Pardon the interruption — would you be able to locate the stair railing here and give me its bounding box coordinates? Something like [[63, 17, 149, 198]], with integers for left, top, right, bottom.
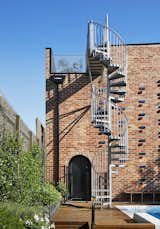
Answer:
[[88, 21, 127, 78]]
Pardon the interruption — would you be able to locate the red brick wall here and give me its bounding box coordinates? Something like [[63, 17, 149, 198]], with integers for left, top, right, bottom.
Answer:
[[46, 44, 160, 199], [113, 44, 160, 199]]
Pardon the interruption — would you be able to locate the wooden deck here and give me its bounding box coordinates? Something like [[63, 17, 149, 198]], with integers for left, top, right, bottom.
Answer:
[[52, 202, 155, 229]]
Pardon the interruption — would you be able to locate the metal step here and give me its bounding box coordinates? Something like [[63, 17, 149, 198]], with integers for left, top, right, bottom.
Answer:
[[100, 128, 111, 135], [94, 189, 109, 192], [90, 51, 109, 67], [119, 158, 127, 162], [110, 97, 124, 103], [95, 114, 108, 118], [111, 151, 126, 154], [96, 195, 110, 199], [96, 110, 108, 115], [94, 123, 102, 128], [110, 136, 120, 141], [110, 90, 126, 96], [110, 80, 126, 87], [108, 65, 119, 74], [94, 124, 108, 129], [95, 119, 108, 123], [111, 158, 120, 161], [109, 72, 125, 80], [112, 158, 127, 162], [110, 144, 125, 148]]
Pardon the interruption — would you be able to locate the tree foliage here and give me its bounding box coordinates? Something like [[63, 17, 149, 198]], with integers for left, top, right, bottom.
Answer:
[[0, 131, 62, 228]]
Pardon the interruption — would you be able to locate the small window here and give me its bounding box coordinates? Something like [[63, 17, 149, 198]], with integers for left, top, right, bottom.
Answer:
[[139, 86, 145, 90], [138, 143, 143, 146], [139, 152, 146, 155], [139, 126, 146, 129], [138, 113, 145, 117], [138, 100, 145, 104], [139, 165, 146, 169], [139, 139, 146, 143]]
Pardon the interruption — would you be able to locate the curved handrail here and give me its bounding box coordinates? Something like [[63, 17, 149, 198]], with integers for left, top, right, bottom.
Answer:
[[87, 21, 128, 77]]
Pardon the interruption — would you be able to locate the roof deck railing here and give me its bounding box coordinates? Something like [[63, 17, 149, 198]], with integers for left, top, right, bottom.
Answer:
[[51, 54, 86, 73]]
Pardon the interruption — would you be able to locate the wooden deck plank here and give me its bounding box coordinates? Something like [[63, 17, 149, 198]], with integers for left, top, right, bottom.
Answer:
[[52, 202, 155, 229]]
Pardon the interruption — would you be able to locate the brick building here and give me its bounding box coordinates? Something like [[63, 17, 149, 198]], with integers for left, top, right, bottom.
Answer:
[[46, 20, 160, 203]]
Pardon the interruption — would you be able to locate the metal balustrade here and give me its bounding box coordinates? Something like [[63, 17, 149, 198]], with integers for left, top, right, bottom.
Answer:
[[91, 86, 108, 131], [87, 17, 128, 207], [110, 108, 128, 165], [88, 20, 127, 77], [92, 147, 109, 206]]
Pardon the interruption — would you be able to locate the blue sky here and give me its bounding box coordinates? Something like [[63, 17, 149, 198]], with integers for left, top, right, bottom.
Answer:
[[0, 0, 160, 132]]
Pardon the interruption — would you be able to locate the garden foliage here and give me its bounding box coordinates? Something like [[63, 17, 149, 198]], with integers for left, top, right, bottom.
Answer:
[[0, 131, 62, 228]]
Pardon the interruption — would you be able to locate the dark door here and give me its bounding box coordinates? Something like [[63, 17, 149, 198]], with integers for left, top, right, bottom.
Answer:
[[68, 155, 91, 201]]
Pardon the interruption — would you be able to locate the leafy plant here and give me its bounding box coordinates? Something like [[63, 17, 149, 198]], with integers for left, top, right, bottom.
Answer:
[[40, 183, 62, 206], [0, 202, 50, 229], [56, 182, 68, 200], [0, 130, 62, 228], [0, 132, 22, 202], [0, 131, 62, 207]]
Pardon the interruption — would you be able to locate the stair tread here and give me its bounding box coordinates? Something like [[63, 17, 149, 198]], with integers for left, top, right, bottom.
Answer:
[[110, 136, 120, 141], [110, 90, 126, 95], [95, 195, 110, 199], [109, 72, 126, 80], [95, 119, 108, 123], [108, 65, 119, 74], [111, 144, 125, 148], [111, 97, 124, 103], [111, 151, 126, 154], [93, 189, 109, 192], [110, 80, 126, 87]]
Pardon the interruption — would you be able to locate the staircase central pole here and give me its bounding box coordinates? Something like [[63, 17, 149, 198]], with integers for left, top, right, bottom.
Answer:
[[105, 14, 112, 208]]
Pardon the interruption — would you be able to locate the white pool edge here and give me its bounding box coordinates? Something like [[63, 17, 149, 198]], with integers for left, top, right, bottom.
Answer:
[[116, 205, 160, 229], [134, 213, 160, 229]]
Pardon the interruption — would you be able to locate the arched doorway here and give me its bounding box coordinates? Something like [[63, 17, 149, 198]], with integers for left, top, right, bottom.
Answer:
[[68, 155, 91, 201]]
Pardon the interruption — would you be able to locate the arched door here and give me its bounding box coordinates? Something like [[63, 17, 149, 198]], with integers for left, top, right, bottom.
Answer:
[[68, 155, 91, 201]]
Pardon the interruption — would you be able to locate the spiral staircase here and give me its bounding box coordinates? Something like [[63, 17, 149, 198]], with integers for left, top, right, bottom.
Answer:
[[87, 17, 128, 207]]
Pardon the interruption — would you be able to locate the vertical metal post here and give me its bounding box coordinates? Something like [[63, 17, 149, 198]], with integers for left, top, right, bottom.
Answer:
[[56, 83, 59, 184], [91, 202, 95, 229], [109, 164, 112, 207], [106, 15, 112, 207], [105, 14, 110, 59], [89, 21, 95, 56]]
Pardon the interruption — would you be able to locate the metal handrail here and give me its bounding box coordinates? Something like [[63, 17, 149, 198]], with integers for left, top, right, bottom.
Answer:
[[87, 21, 127, 77]]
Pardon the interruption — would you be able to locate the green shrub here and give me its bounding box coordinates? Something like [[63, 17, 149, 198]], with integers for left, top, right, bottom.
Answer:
[[40, 183, 62, 206], [0, 131, 62, 227], [0, 202, 50, 229], [56, 182, 68, 199]]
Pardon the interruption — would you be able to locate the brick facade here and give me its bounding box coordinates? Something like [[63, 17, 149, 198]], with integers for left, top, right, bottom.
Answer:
[[46, 44, 160, 200]]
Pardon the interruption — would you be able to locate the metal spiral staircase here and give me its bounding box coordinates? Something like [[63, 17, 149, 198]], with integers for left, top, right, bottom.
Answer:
[[87, 17, 128, 207]]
